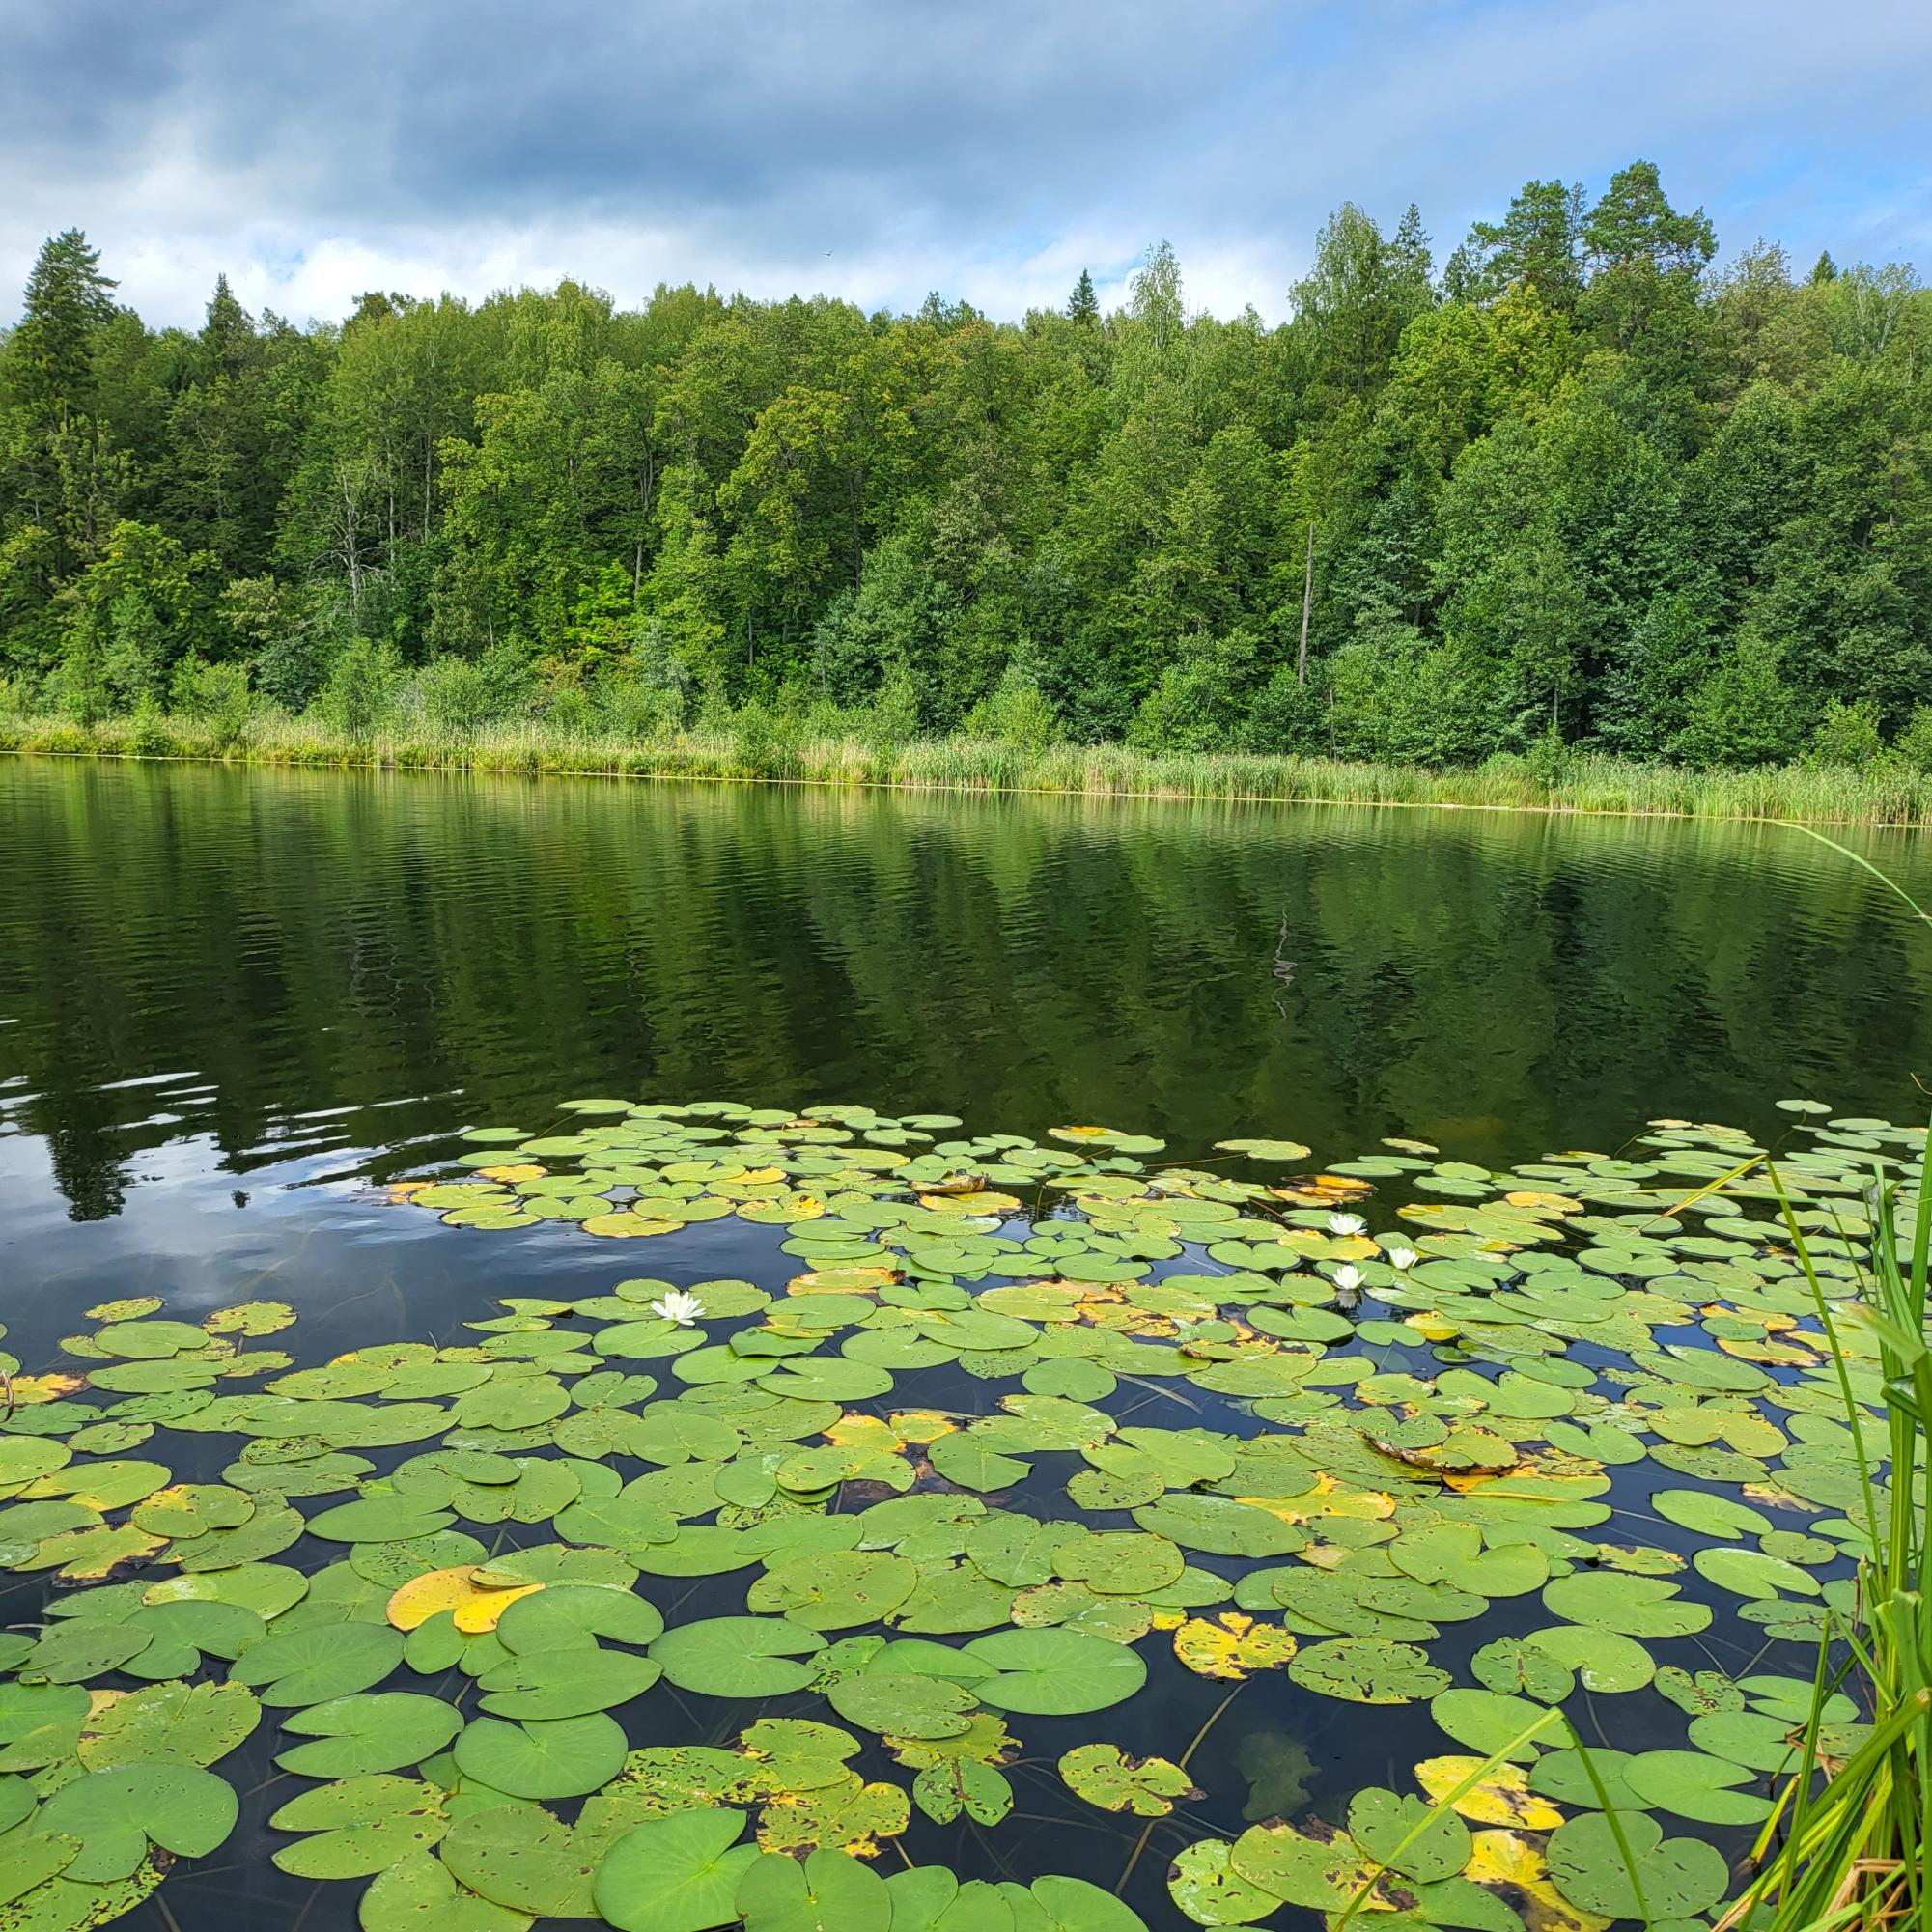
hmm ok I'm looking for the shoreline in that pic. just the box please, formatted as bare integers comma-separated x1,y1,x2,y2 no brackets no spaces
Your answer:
5,715,1930,829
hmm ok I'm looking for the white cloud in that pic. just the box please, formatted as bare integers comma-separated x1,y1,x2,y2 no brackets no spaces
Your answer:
2,0,1926,330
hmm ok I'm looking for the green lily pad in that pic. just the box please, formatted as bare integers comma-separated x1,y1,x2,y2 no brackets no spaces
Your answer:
276,1693,463,1777
595,1806,760,1932
1694,1546,1824,1600
737,1846,892,1932
478,1645,660,1719
1288,1639,1450,1706
1547,1810,1728,1918
451,1714,629,1800
77,1679,260,1769
963,1629,1146,1715
231,1621,404,1706
438,1805,600,1918
358,1849,533,1932
1540,1571,1711,1638
826,1672,977,1738
1348,1786,1471,1884
268,1773,448,1878
1166,1838,1282,1925
1623,1748,1777,1824
37,1761,238,1880
651,1618,826,1697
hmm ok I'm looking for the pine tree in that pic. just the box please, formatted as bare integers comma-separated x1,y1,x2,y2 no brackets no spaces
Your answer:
1809,250,1839,285
4,231,123,574
12,232,117,431
1068,269,1098,325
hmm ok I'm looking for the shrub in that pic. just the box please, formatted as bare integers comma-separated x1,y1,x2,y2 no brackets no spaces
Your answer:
542,680,595,738
1238,668,1325,755
1894,704,1932,773
1806,696,1885,767
1523,725,1572,788
313,637,404,742
864,665,923,746
103,591,171,712
44,624,110,726
600,675,682,742
1669,630,1802,768
965,667,1058,752
1327,625,1498,765
418,652,526,740
169,657,252,749
1127,631,1258,754
126,691,172,756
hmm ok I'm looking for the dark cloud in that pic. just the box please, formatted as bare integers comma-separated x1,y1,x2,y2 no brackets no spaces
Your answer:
5,2,1269,235
2,0,1927,328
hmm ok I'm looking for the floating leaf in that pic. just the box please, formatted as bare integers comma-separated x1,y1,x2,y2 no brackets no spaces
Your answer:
276,1693,463,1777
1166,1839,1282,1926
1540,1571,1711,1638
826,1673,976,1739
1622,1748,1776,1824
963,1629,1146,1715
737,1846,892,1932
438,1806,601,1918
231,1622,404,1706
595,1806,760,1932
451,1714,628,1800
77,1680,259,1769
652,1619,826,1697
1171,1613,1298,1681
1288,1638,1450,1705
37,1762,238,1880
1058,1744,1197,1817
358,1849,533,1932
1546,1810,1727,1918
268,1774,448,1878
1348,1785,1471,1884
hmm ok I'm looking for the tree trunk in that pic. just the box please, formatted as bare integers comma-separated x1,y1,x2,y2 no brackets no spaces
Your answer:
1297,519,1315,686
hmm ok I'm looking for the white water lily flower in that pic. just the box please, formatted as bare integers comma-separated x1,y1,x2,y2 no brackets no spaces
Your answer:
1327,1213,1366,1236
650,1290,706,1327
1332,1263,1361,1293
1387,1246,1418,1271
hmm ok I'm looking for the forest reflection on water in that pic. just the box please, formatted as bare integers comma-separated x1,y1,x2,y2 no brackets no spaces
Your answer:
3,759,1931,1236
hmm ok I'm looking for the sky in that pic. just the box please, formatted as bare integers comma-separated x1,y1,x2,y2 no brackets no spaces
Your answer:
4,0,1930,332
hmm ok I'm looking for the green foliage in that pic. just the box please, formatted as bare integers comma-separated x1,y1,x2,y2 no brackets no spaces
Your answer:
3,182,1930,775
1806,697,1885,768
416,650,529,741
168,657,251,748
1894,704,1932,773
1672,630,1804,767
314,638,405,742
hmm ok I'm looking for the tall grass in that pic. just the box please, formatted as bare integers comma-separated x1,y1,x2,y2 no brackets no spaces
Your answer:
1709,1142,1932,1932
5,710,1932,827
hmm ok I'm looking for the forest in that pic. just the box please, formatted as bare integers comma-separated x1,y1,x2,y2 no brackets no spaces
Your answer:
2,159,1930,772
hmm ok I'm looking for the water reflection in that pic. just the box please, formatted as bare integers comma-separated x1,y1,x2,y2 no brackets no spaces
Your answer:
3,761,1928,1225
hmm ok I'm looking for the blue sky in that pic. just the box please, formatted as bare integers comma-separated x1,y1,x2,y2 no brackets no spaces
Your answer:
4,0,1928,330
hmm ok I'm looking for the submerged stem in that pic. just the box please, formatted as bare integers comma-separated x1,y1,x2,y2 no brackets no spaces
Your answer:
1113,1683,1245,1895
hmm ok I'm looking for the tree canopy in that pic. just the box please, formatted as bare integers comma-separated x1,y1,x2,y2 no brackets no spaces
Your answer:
3,161,1930,768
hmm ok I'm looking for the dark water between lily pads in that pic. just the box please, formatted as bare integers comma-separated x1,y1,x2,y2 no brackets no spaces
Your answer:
0,757,1928,1932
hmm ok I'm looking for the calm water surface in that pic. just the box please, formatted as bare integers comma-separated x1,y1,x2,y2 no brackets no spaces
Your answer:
1,758,1928,1929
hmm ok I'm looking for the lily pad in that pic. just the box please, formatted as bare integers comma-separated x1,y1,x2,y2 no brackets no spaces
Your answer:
451,1714,629,1800
1059,1744,1197,1817
1288,1638,1451,1706
963,1629,1147,1715
595,1806,761,1932
276,1693,463,1777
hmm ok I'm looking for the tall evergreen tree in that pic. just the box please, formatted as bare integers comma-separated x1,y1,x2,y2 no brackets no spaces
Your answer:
1068,269,1098,325
1,230,126,580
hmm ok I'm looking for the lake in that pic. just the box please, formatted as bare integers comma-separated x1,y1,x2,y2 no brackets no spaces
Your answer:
0,757,1924,1932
